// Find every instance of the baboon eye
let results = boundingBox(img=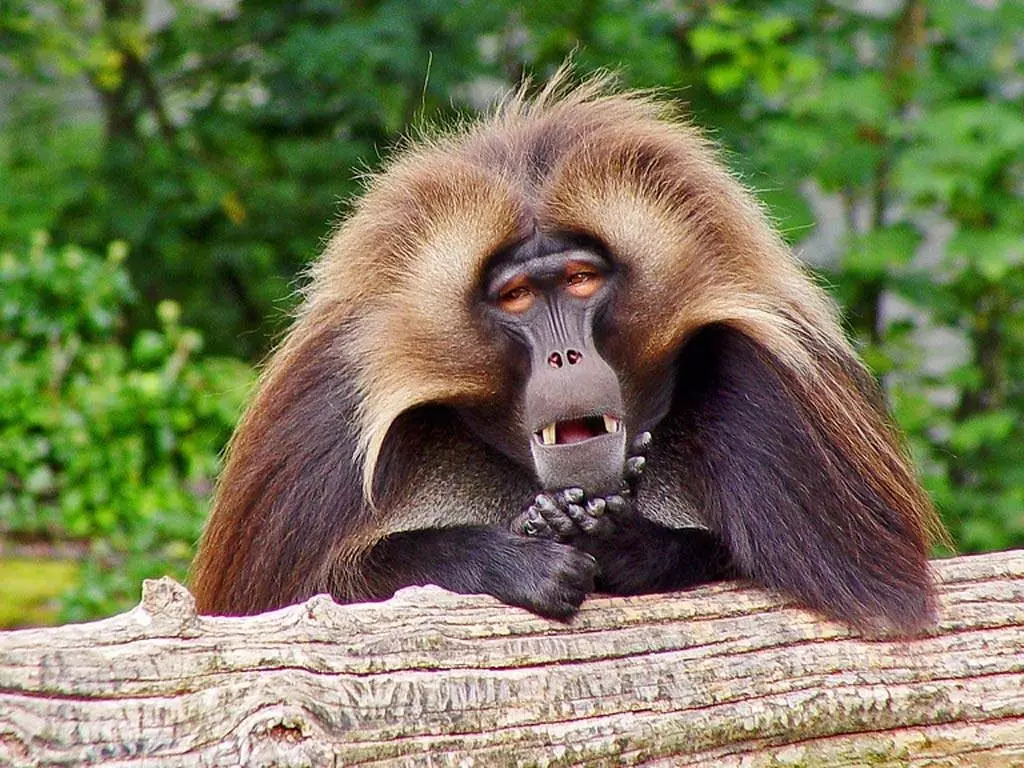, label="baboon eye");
[566,271,595,285]
[564,265,604,298]
[497,278,535,313]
